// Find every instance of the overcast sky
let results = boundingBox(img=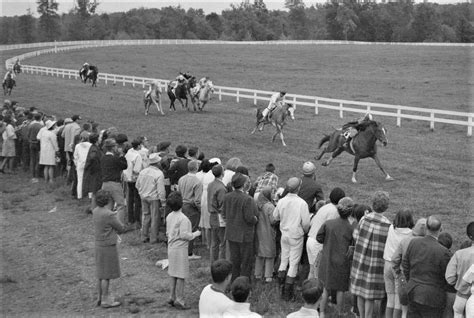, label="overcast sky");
[1,0,464,17]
